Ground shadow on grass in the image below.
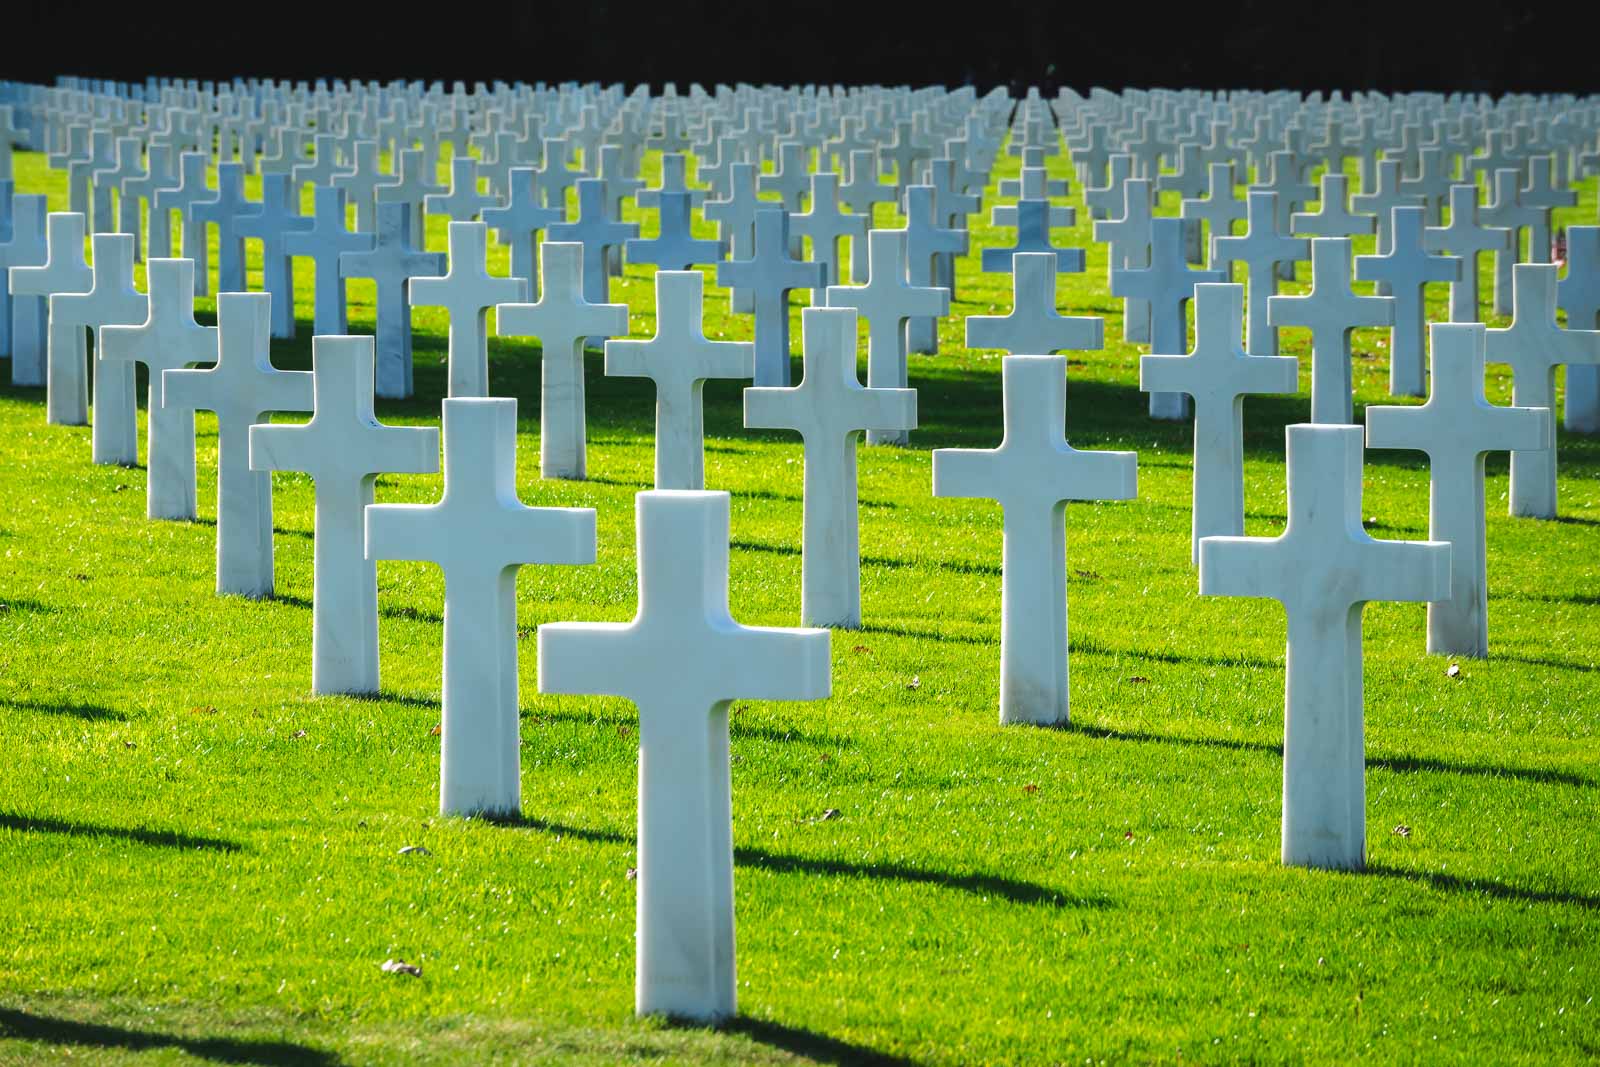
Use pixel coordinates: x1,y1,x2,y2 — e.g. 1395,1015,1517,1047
854,621,995,646
0,812,242,852
508,817,1107,909
1364,862,1600,911
1060,722,1593,788
0,598,55,615
1501,591,1600,607
185,517,314,540
344,692,439,710
1072,636,1281,671
528,705,855,750
1489,652,1599,673
0,1007,340,1065
731,538,1003,578
3,699,126,722
715,1016,921,1067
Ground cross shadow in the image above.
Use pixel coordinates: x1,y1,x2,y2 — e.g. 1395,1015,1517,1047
528,705,854,750
853,621,995,646
1503,591,1600,607
0,812,242,852
266,593,311,610
507,818,1107,909
860,553,1003,577
3,699,127,722
1059,722,1593,788
344,692,439,710
0,1007,341,1065
182,517,314,540
1071,636,1282,671
1489,652,1598,673
0,598,55,615
714,1016,921,1067
379,603,444,626
1363,862,1600,911
1548,514,1600,527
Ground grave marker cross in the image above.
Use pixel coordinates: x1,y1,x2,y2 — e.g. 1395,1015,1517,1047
744,306,916,628
1140,283,1298,563
162,293,313,597
409,220,529,398
99,258,218,520
966,251,1103,356
1110,217,1226,419
497,242,631,480
481,166,564,299
1198,424,1450,871
932,355,1137,726
717,206,824,386
366,397,596,816
1212,190,1309,358
537,490,830,1022
1423,184,1511,323
1558,226,1600,433
284,185,374,336
1484,263,1600,518
7,208,86,395
250,335,440,695
339,201,447,399
604,270,752,489
1367,323,1549,656
1268,238,1395,425
824,229,948,446
50,232,148,464
1354,206,1462,397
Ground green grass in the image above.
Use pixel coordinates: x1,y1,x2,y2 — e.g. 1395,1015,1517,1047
1,141,1598,1065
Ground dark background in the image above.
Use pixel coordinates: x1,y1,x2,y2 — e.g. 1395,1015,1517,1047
6,3,1586,96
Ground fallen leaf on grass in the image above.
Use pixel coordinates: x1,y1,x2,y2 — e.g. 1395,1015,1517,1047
1392,824,1411,838
1126,676,1149,684
381,959,422,978
1123,830,1135,840
906,675,921,690
123,741,137,749
191,705,217,715
1073,569,1102,580
1446,663,1462,678
819,808,841,821
429,724,441,736
398,845,432,856
291,729,307,739
1022,783,1039,794
625,867,637,880
851,645,871,654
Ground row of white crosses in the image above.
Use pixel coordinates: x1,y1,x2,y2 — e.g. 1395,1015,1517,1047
6,83,1600,1021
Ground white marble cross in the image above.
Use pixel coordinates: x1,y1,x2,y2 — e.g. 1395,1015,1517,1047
409,220,528,398
10,211,92,417
547,178,638,305
1516,155,1573,265
376,148,444,246
1212,190,1308,358
537,489,830,1022
235,172,312,340
367,397,596,816
1482,169,1539,316
745,306,915,627
191,162,253,294
717,206,823,387
1140,283,1298,563
1354,206,1461,398
152,153,213,296
339,202,446,400
50,233,148,464
791,171,864,288
824,229,947,446
704,161,762,312
1093,177,1153,343
284,185,373,336
425,156,499,222
1268,238,1394,425
1367,323,1550,657
966,251,1102,355
250,335,439,694
481,166,564,300
931,355,1137,725
1291,173,1375,241
0,195,50,385
1111,216,1226,419
605,270,752,489
903,184,966,354
1423,184,1511,324
1351,158,1421,259
163,292,313,597
627,189,724,272
333,141,395,234
99,259,218,520
497,242,630,480
1484,263,1600,518
1199,424,1450,871
1180,162,1246,267
1559,226,1600,433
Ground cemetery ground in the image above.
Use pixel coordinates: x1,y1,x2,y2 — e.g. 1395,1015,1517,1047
1,144,1597,1066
